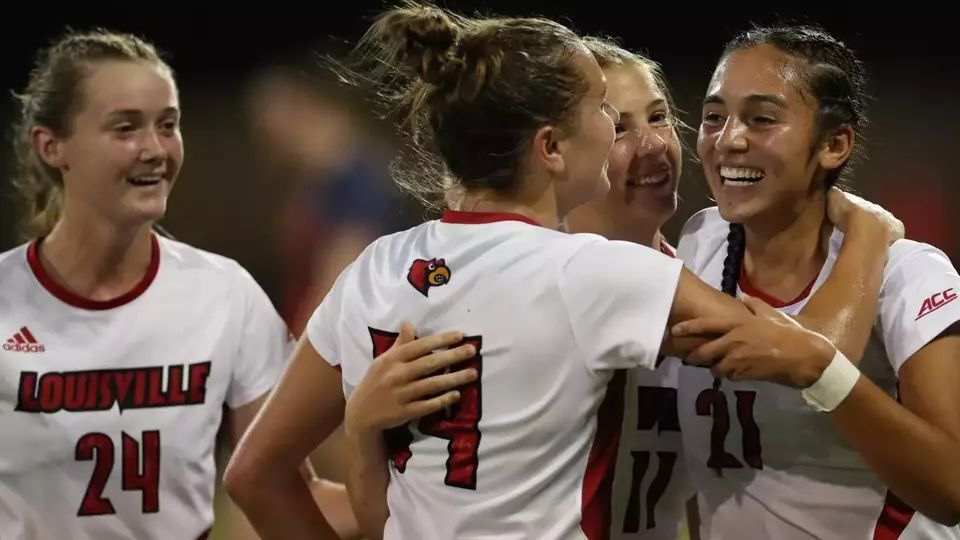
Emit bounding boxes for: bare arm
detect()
[224,338,345,539]
[666,190,901,361]
[225,328,477,539]
[828,327,960,525]
[679,301,960,524]
[342,323,477,539]
[793,190,901,361]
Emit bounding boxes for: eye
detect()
[114,123,136,134]
[702,112,725,126]
[752,116,776,125]
[601,101,620,123]
[160,119,179,132]
[650,110,670,125]
[427,263,436,271]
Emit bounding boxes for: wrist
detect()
[800,348,861,412]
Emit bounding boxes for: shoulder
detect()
[158,236,246,275]
[676,206,730,268]
[885,239,954,276]
[156,236,265,297]
[0,242,30,274]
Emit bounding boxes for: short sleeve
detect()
[879,242,960,372]
[305,262,355,367]
[227,266,296,408]
[558,239,683,373]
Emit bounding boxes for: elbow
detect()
[932,495,960,527]
[911,489,960,527]
[223,450,267,510]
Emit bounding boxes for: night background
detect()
[0,1,957,537]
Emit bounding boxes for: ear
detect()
[531,124,566,175]
[817,124,855,173]
[31,126,68,169]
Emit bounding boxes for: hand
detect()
[672,295,836,388]
[344,322,478,438]
[827,187,904,245]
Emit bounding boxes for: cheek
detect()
[665,131,683,175]
[696,128,714,162]
[606,140,633,179]
[165,137,185,168]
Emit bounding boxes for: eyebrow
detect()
[106,107,179,118]
[647,98,667,111]
[703,94,787,108]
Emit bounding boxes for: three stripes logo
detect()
[4,326,45,353]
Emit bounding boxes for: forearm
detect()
[232,468,339,540]
[829,378,960,525]
[346,430,391,540]
[795,216,887,361]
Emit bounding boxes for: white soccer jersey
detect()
[0,234,291,540]
[609,242,694,540]
[675,207,960,540]
[307,210,683,540]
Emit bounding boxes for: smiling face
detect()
[697,44,833,225]
[565,60,681,240]
[52,60,183,228]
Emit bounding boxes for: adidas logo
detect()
[3,326,45,353]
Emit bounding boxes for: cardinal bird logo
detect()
[407,258,451,297]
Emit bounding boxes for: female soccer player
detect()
[0,29,354,540]
[225,6,903,539]
[675,25,960,539]
[564,37,696,540]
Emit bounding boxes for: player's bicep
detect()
[660,267,751,357]
[229,335,346,474]
[898,324,960,444]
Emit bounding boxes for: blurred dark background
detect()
[2,1,958,316]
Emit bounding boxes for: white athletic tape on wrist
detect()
[801,350,861,413]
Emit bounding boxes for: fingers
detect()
[685,333,739,367]
[406,343,476,379]
[672,318,737,339]
[740,294,774,316]
[400,368,478,403]
[710,354,742,380]
[395,320,416,347]
[387,330,465,364]
[405,391,463,419]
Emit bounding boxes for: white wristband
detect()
[801,350,861,413]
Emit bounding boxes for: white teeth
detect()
[720,166,764,179]
[723,179,758,187]
[128,175,162,185]
[628,172,669,187]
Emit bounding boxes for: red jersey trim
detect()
[580,370,626,539]
[872,490,916,539]
[441,210,541,227]
[659,240,676,258]
[28,235,161,310]
[738,264,817,309]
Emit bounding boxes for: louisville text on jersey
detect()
[15,362,212,414]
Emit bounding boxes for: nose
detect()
[634,127,668,158]
[138,128,167,163]
[715,117,748,153]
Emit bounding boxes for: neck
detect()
[452,181,561,230]
[610,218,663,249]
[39,207,155,301]
[741,192,831,301]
